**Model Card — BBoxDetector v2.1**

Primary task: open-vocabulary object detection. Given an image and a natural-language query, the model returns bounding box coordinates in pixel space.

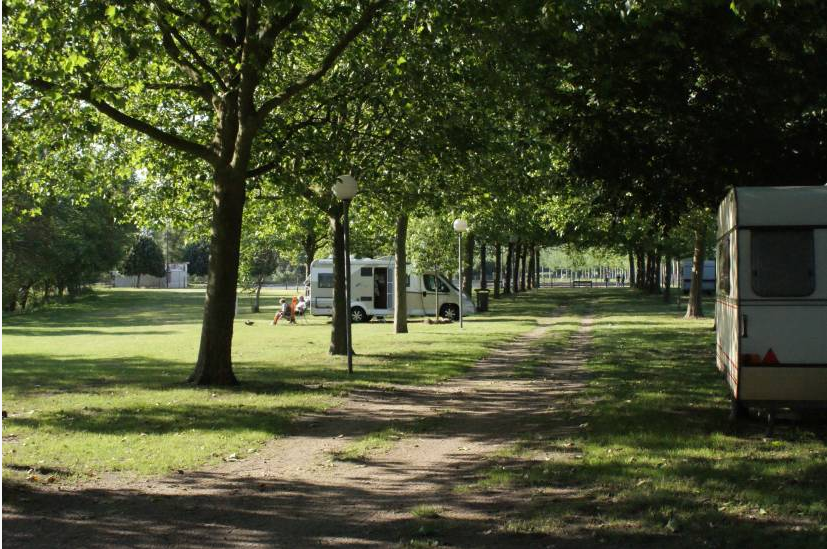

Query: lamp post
[453,218,468,328]
[333,175,358,373]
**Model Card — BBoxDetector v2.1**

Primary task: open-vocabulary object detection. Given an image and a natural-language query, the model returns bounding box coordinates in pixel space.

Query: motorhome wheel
[440,304,459,321]
[351,306,368,323]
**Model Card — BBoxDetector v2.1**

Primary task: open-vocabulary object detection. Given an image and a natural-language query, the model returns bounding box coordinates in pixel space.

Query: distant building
[112,263,189,289]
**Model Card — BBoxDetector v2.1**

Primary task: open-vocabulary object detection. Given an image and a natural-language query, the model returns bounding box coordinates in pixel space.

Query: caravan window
[318,273,334,288]
[751,229,815,297]
[361,267,373,277]
[406,275,411,287]
[718,235,731,295]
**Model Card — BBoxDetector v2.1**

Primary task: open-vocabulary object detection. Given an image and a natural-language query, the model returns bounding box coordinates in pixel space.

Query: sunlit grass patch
[410,504,444,519]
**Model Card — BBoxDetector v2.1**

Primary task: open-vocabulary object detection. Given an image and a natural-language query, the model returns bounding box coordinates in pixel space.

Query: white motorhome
[308,256,475,322]
[716,186,827,418]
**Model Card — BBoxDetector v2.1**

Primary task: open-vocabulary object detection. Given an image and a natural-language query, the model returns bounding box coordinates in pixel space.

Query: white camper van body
[308,256,476,322]
[716,186,827,409]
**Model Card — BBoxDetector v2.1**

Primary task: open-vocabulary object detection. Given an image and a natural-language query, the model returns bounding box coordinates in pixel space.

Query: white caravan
[681,259,716,294]
[307,256,475,322]
[716,186,827,417]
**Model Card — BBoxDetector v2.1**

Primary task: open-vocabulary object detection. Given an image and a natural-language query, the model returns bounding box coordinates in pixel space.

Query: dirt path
[3,315,593,548]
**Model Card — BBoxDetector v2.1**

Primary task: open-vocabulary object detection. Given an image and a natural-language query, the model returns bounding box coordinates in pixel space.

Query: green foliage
[122,235,165,280]
[2,194,132,309]
[181,241,210,277]
[407,214,458,276]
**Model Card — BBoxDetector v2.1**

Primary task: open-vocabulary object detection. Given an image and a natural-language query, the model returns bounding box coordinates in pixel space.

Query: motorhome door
[373,268,389,309]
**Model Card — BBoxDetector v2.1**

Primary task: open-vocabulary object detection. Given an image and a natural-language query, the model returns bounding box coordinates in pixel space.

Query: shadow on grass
[468,290,827,547]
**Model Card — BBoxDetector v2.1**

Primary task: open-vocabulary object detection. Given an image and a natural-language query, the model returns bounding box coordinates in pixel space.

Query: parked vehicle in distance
[681,259,716,294]
[716,186,827,419]
[307,256,475,322]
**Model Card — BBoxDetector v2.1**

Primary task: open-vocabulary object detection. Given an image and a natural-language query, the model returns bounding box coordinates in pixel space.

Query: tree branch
[26,79,219,165]
[257,0,390,121]
[168,26,228,91]
[259,4,303,51]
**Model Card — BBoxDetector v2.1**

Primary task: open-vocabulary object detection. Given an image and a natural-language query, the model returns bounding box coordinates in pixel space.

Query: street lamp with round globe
[332,174,358,373]
[453,218,468,328]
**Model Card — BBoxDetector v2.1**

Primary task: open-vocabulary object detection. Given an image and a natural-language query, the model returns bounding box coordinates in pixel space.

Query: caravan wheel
[350,306,368,323]
[440,304,459,321]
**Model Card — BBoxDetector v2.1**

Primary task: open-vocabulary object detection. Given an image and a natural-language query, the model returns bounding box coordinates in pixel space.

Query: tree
[5,0,392,385]
[181,241,210,277]
[239,240,279,313]
[122,235,166,287]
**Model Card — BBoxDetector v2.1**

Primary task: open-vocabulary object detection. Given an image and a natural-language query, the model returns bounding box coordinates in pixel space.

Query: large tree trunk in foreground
[189,175,245,385]
[329,207,348,354]
[685,226,707,319]
[394,213,409,334]
[628,252,635,288]
[463,233,474,298]
[493,243,501,298]
[504,242,513,295]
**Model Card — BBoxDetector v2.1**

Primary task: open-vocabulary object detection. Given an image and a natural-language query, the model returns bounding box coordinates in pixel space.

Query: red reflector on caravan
[762,348,779,364]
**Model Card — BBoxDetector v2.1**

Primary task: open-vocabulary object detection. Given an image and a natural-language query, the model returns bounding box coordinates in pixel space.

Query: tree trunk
[520,244,527,292]
[480,242,487,291]
[302,230,318,283]
[463,233,474,298]
[136,274,141,288]
[535,248,541,288]
[493,243,501,298]
[512,242,520,293]
[188,173,245,385]
[252,281,262,313]
[19,282,31,310]
[504,242,513,295]
[663,256,672,302]
[329,206,348,354]
[527,245,535,290]
[635,252,645,289]
[394,213,408,334]
[655,256,662,293]
[685,227,706,319]
[628,252,634,288]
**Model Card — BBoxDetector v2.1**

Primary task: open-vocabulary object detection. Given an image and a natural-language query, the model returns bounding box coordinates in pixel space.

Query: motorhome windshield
[423,274,453,293]
[439,276,459,292]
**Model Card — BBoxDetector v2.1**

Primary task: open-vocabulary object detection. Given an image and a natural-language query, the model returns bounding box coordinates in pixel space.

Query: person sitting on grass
[272,298,291,325]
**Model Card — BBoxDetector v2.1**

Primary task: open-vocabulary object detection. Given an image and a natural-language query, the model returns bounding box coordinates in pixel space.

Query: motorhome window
[751,229,815,297]
[361,267,373,277]
[423,274,436,292]
[406,275,411,288]
[318,273,334,288]
[437,277,453,292]
[718,235,731,295]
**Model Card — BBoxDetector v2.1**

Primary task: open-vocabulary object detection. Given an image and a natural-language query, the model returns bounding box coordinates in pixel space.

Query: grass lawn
[2,286,554,482]
[463,290,827,548]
